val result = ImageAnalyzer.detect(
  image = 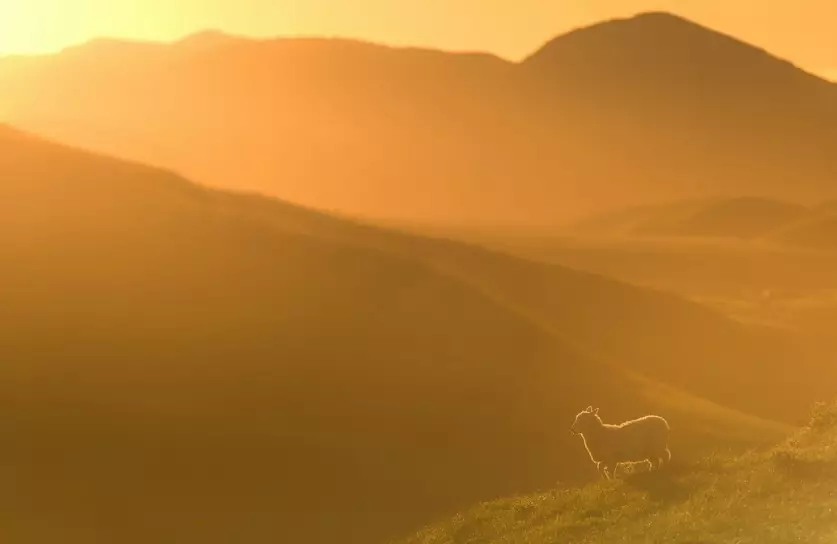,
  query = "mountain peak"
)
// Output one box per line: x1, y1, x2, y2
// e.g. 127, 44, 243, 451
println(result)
176, 29, 236, 47
0, 124, 34, 141
520, 10, 820, 88
525, 11, 750, 63
627, 10, 700, 24
562, 10, 719, 38
57, 36, 166, 63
